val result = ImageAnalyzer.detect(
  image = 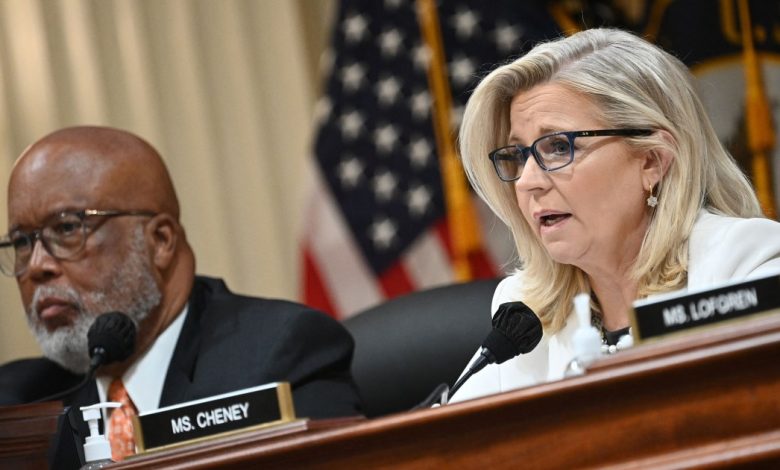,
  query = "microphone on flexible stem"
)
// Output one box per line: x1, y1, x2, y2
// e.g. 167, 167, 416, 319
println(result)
85, 311, 136, 373
33, 312, 136, 403
448, 302, 543, 400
